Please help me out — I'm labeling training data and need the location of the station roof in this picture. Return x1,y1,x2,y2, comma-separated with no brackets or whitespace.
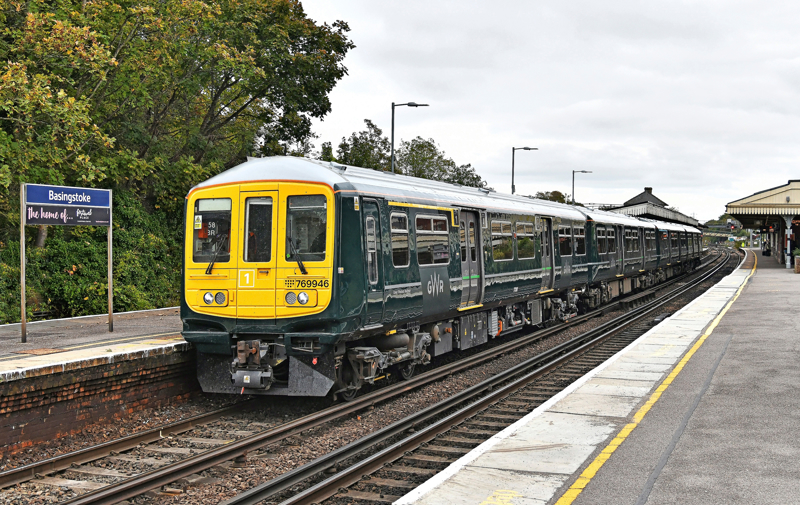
726,180,800,227
601,187,700,227
623,187,668,207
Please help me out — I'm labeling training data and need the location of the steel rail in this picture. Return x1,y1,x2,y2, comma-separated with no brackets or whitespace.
0,402,248,489
223,250,734,505
56,251,727,505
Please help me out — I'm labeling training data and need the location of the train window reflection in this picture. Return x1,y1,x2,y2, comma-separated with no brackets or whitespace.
558,226,572,257
391,213,409,268
417,214,449,265
597,227,607,254
244,197,273,262
492,220,513,261
193,198,231,264
366,217,378,285
469,222,477,262
574,226,586,255
516,222,536,260
286,195,326,262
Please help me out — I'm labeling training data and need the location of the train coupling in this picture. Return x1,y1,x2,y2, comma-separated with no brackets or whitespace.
230,340,274,390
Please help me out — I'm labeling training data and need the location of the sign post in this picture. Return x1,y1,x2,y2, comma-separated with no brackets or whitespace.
20,183,113,342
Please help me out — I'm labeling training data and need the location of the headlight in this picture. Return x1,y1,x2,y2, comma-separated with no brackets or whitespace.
215,292,226,305
285,292,297,305
203,292,214,305
298,292,309,305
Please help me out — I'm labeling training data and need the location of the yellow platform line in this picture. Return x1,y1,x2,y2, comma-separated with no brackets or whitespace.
554,253,757,505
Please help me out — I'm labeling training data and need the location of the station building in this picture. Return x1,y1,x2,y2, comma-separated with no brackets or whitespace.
593,187,700,227
726,179,800,268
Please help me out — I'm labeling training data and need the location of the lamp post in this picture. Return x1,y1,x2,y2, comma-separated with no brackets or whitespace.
572,170,592,205
511,147,537,194
391,101,429,173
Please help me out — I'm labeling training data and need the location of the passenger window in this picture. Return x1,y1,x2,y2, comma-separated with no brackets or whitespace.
286,195,326,261
492,220,513,261
597,227,607,254
366,217,378,285
607,228,616,253
416,215,449,265
558,226,572,256
516,222,536,260
573,226,586,255
193,198,231,264
243,197,272,262
391,213,409,268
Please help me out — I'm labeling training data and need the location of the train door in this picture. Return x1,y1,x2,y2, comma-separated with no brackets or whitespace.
609,225,620,274
459,211,482,306
363,199,384,324
237,191,277,318
540,218,554,290
557,224,573,286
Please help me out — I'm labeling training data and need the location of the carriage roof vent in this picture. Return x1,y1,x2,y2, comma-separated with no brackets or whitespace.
328,161,346,171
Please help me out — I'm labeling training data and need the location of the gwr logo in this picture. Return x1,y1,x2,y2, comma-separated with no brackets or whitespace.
427,272,444,297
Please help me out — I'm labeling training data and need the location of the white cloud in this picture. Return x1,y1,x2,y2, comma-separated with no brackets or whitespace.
302,0,800,222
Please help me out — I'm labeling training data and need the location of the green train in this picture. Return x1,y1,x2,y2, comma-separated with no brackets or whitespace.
181,157,702,399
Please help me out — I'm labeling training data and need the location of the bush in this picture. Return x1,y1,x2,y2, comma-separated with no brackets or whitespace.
0,192,182,324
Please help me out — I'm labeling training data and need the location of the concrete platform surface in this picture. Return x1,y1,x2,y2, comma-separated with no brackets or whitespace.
398,249,770,505
0,307,183,381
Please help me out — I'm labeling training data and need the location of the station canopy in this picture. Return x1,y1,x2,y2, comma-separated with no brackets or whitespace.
599,187,700,227
726,180,800,229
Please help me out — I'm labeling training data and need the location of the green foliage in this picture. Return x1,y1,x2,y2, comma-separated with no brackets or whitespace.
0,0,353,322
336,119,391,170
330,119,487,188
534,191,568,204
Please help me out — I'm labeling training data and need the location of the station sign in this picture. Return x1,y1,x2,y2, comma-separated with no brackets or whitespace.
24,184,111,226
19,183,115,343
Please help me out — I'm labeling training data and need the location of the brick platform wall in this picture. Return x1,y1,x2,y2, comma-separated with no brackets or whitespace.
0,350,198,456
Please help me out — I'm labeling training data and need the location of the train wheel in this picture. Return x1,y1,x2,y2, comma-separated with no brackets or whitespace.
339,387,358,402
399,363,415,380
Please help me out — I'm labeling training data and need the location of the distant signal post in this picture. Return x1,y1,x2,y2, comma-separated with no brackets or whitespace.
20,184,113,342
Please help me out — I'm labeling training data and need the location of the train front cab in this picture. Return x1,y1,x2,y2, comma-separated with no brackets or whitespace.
182,181,336,395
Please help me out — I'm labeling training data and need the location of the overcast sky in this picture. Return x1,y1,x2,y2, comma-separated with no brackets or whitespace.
301,1,800,222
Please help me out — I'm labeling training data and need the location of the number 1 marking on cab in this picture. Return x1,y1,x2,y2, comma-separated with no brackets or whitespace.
239,270,255,287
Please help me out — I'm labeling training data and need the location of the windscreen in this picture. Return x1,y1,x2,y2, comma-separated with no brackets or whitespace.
286,195,327,261
193,198,231,263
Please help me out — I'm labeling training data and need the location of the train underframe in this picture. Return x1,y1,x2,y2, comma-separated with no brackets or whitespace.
198,260,699,399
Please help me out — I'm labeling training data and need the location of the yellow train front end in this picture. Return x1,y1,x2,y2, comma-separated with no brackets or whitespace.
182,179,337,395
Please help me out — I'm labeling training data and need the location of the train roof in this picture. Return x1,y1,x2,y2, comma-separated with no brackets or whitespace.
192,156,700,233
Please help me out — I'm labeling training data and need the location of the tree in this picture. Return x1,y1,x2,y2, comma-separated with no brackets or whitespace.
533,191,569,204
335,119,390,170
0,0,355,224
396,136,487,188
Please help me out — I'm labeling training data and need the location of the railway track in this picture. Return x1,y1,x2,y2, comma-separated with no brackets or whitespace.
224,248,737,505
0,249,731,504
